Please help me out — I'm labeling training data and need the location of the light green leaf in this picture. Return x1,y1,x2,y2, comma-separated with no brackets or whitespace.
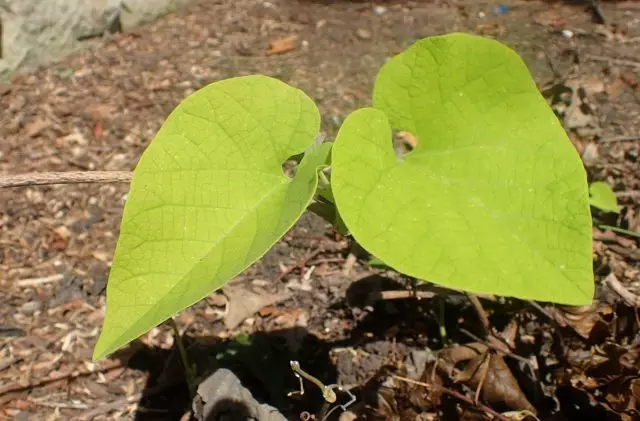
331,34,593,305
589,181,619,214
94,75,327,360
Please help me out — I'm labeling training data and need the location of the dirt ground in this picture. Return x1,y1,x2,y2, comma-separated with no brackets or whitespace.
1,0,639,420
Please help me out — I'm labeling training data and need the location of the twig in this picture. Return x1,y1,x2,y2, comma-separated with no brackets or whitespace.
77,393,141,420
15,273,64,287
30,399,90,410
276,247,324,281
587,55,640,69
526,300,563,325
377,290,436,300
0,360,123,397
599,135,640,143
466,294,491,338
391,375,511,421
603,273,640,307
590,0,607,25
615,190,640,199
458,328,531,366
0,171,132,188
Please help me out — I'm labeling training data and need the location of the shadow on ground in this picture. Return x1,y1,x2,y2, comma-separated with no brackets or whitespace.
113,273,481,421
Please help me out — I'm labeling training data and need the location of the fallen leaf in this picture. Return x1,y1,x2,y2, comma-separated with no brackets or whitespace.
85,103,117,121
265,35,297,56
456,352,537,413
222,285,291,330
476,23,504,37
25,117,50,138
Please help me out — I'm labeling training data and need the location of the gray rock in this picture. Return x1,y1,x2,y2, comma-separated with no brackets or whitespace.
0,0,198,80
193,368,288,421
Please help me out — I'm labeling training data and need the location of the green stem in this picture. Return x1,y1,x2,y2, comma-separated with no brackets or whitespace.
598,224,640,239
168,318,197,398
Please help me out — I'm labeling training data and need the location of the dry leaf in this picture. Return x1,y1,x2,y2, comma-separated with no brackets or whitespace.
25,117,49,138
265,35,297,56
456,352,536,413
85,103,117,121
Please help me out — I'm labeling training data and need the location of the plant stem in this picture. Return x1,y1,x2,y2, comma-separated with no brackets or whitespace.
598,224,640,239
0,171,132,188
391,375,511,421
168,318,197,398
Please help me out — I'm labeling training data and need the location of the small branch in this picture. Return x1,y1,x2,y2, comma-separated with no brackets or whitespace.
599,135,640,143
0,360,123,397
603,273,640,307
466,294,491,338
391,375,511,421
376,290,437,300
615,190,640,199
590,0,607,25
587,55,640,69
0,171,132,188
459,328,531,366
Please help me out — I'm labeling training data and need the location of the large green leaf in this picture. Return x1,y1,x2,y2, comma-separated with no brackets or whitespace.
331,34,593,305
94,76,328,360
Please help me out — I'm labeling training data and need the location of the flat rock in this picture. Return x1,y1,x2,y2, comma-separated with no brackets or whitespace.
0,0,198,80
193,368,288,421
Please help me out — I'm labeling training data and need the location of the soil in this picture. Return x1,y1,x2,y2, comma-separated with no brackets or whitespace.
1,1,639,420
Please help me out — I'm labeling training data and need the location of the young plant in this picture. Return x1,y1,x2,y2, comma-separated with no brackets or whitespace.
93,33,593,361
589,181,620,214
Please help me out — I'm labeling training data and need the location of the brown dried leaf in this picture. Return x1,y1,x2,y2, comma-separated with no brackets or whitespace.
85,103,117,121
440,342,488,365
457,352,536,413
265,35,297,56
24,117,50,138
548,303,609,339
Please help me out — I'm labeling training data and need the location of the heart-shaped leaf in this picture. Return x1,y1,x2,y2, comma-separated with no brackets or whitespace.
331,34,593,305
94,75,328,360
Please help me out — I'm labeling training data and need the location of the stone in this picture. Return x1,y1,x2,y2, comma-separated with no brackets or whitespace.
356,28,372,40
0,0,198,81
193,368,288,421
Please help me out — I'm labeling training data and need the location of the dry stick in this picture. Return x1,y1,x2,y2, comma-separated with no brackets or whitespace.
391,375,511,421
276,247,324,281
587,55,640,69
378,290,437,300
0,360,123,397
616,190,640,199
604,273,640,307
599,135,640,143
0,171,132,188
466,294,491,338
458,328,531,366
76,393,142,420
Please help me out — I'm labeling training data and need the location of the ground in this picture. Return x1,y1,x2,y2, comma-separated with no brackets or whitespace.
0,0,639,420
